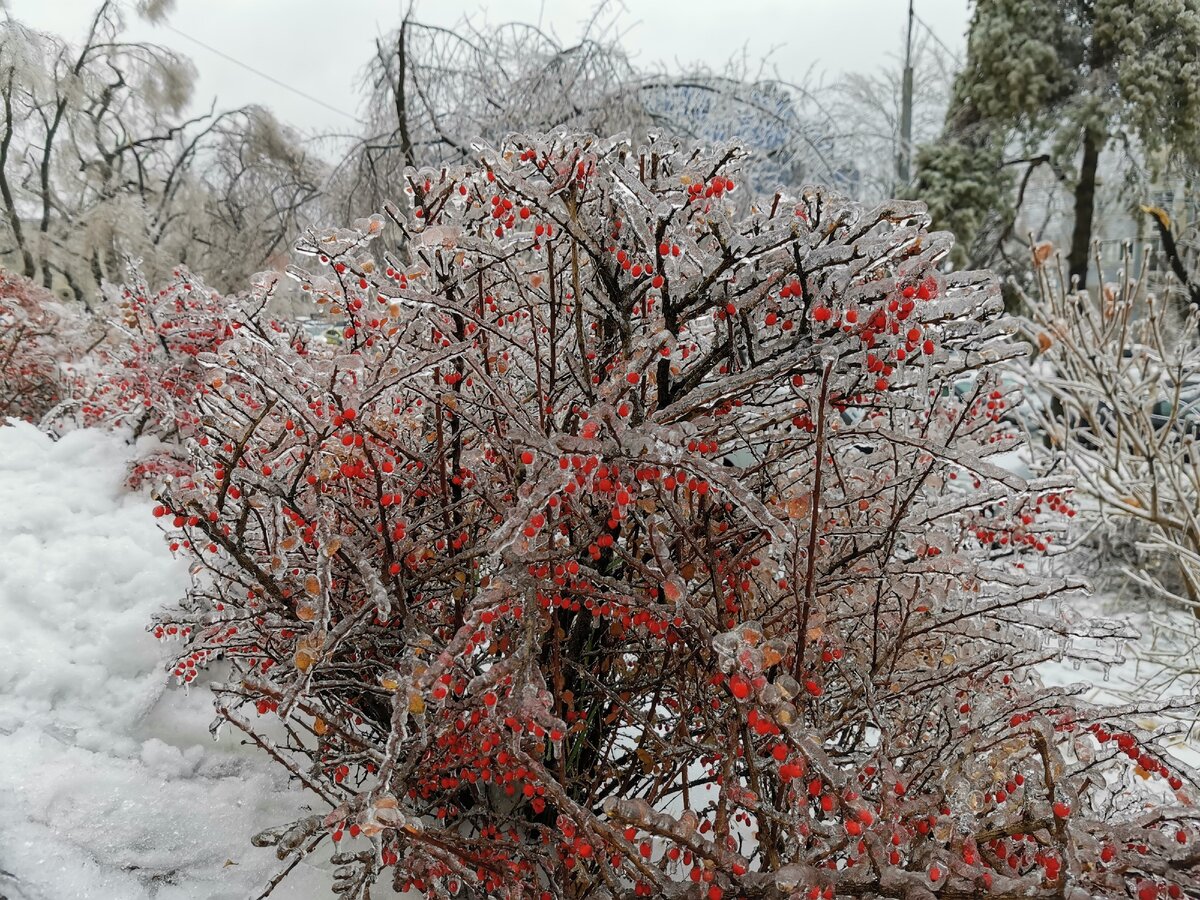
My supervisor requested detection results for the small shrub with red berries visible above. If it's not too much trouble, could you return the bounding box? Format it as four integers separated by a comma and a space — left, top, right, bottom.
0, 270, 96, 423
151, 136, 1199, 899
78, 266, 270, 484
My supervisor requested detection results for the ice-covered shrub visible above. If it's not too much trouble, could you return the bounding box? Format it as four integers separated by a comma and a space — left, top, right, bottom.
82, 267, 227, 438
1016, 243, 1200, 690
77, 266, 264, 484
151, 136, 1198, 899
0, 270, 98, 423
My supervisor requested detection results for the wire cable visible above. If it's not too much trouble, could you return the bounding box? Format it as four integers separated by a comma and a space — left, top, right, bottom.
913, 13, 963, 65
161, 22, 365, 124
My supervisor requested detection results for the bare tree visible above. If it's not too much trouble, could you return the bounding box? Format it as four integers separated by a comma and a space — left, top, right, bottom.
331, 9, 836, 221
0, 2, 323, 300
833, 30, 955, 200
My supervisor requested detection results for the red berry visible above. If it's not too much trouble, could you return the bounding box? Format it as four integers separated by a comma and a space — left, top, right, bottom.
728, 674, 751, 700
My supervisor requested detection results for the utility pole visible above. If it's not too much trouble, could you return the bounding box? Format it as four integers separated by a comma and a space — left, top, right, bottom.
897, 0, 915, 187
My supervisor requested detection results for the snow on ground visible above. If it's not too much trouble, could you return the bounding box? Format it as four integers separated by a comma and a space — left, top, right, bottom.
994, 439, 1200, 763
0, 421, 353, 900
1039, 589, 1200, 768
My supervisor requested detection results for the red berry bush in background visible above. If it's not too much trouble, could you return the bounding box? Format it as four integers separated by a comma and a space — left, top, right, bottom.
150, 136, 1199, 899
0, 270, 95, 423
79, 266, 268, 484
82, 267, 230, 437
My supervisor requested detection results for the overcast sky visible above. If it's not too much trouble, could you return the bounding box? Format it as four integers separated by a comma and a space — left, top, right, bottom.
7, 0, 972, 139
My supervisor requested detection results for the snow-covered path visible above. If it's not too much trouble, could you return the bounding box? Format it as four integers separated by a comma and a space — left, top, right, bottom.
0, 422, 338, 900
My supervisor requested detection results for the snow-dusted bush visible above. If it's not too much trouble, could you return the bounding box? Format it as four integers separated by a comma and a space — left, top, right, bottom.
338, 11, 827, 222
151, 136, 1198, 899
77, 266, 266, 484
0, 270, 97, 423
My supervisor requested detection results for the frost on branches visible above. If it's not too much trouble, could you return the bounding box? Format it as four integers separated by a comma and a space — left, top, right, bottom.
149, 136, 1199, 900
77, 266, 257, 485
0, 270, 95, 423
1016, 243, 1200, 684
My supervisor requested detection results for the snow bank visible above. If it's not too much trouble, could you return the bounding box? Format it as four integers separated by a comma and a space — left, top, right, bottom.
0, 421, 343, 900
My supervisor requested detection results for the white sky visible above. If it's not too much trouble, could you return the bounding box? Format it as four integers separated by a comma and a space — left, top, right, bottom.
7, 0, 971, 139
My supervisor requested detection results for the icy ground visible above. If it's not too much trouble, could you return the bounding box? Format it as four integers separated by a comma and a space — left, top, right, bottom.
0, 421, 353, 900
0, 421, 1195, 899
1040, 595, 1200, 770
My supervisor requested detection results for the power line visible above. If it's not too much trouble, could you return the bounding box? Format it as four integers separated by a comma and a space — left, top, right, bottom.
912, 13, 963, 65
161, 23, 365, 125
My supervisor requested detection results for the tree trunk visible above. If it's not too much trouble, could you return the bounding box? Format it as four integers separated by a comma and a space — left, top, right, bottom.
394, 18, 414, 170
1068, 128, 1102, 288
0, 71, 36, 280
